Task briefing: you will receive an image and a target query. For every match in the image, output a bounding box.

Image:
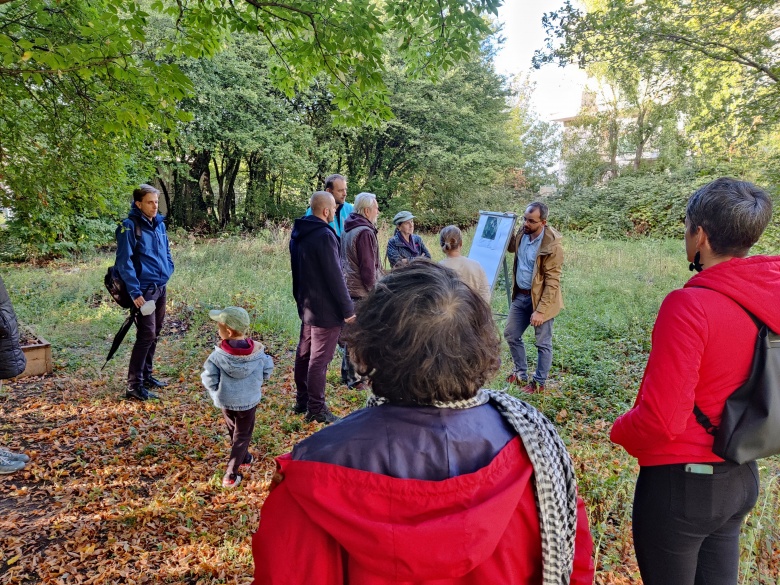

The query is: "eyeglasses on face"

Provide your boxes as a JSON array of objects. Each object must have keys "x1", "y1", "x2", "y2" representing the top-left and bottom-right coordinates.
[{"x1": 523, "y1": 216, "x2": 542, "y2": 225}]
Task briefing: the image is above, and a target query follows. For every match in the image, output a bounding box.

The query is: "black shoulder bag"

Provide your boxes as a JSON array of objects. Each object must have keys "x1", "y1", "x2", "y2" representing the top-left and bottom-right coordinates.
[
  {"x1": 692, "y1": 295, "x2": 780, "y2": 465},
  {"x1": 104, "y1": 216, "x2": 142, "y2": 309}
]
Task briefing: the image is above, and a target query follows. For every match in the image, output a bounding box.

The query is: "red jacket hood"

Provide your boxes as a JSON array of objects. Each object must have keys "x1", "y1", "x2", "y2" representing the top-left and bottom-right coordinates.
[
  {"x1": 684, "y1": 255, "x2": 780, "y2": 331},
  {"x1": 275, "y1": 438, "x2": 534, "y2": 581}
]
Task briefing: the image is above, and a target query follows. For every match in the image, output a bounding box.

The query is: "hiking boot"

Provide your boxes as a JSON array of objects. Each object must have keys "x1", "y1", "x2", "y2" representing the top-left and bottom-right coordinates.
[
  {"x1": 506, "y1": 371, "x2": 528, "y2": 386},
  {"x1": 126, "y1": 386, "x2": 159, "y2": 401},
  {"x1": 222, "y1": 473, "x2": 242, "y2": 488},
  {"x1": 144, "y1": 376, "x2": 168, "y2": 389},
  {"x1": 305, "y1": 409, "x2": 340, "y2": 424},
  {"x1": 521, "y1": 381, "x2": 544, "y2": 395},
  {"x1": 293, "y1": 403, "x2": 307, "y2": 415},
  {"x1": 126, "y1": 385, "x2": 149, "y2": 401},
  {"x1": 0, "y1": 454, "x2": 26, "y2": 475},
  {"x1": 0, "y1": 448, "x2": 30, "y2": 463},
  {"x1": 239, "y1": 453, "x2": 254, "y2": 472}
]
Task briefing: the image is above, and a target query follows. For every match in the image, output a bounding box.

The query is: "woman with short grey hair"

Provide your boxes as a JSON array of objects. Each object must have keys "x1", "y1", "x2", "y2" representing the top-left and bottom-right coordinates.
[{"x1": 612, "y1": 177, "x2": 780, "y2": 585}]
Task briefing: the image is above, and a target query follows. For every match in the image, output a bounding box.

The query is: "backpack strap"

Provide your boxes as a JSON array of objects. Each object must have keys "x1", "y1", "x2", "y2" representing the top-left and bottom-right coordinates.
[
  {"x1": 693, "y1": 404, "x2": 718, "y2": 436},
  {"x1": 131, "y1": 215, "x2": 142, "y2": 241},
  {"x1": 690, "y1": 285, "x2": 763, "y2": 434}
]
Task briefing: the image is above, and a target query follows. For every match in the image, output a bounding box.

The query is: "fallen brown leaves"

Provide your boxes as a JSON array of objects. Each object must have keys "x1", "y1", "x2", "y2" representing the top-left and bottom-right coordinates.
[
  {"x1": 5, "y1": 338, "x2": 774, "y2": 584},
  {"x1": 0, "y1": 334, "x2": 324, "y2": 585}
]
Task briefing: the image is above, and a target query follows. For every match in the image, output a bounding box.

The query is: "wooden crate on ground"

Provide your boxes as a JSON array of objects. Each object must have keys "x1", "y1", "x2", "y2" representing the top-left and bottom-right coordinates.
[{"x1": 19, "y1": 336, "x2": 53, "y2": 377}]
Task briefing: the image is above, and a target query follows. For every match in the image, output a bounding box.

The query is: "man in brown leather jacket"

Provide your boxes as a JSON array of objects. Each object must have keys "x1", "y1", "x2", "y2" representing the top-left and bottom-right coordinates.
[{"x1": 503, "y1": 201, "x2": 564, "y2": 394}]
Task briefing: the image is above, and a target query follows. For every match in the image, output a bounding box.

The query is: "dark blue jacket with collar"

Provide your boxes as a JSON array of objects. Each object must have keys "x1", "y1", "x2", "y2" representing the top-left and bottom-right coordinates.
[{"x1": 115, "y1": 206, "x2": 174, "y2": 300}]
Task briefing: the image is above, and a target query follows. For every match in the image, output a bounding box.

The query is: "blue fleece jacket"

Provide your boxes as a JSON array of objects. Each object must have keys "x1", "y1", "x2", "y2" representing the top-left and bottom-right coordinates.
[
  {"x1": 305, "y1": 201, "x2": 353, "y2": 237},
  {"x1": 115, "y1": 206, "x2": 174, "y2": 299},
  {"x1": 201, "y1": 340, "x2": 274, "y2": 411}
]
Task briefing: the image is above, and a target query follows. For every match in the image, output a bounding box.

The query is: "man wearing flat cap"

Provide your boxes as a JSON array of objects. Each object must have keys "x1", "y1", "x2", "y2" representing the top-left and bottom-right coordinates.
[{"x1": 386, "y1": 210, "x2": 431, "y2": 268}]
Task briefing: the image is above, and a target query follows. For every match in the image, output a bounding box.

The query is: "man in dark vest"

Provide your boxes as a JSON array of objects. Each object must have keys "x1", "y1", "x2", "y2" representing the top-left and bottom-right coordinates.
[{"x1": 339, "y1": 192, "x2": 382, "y2": 389}]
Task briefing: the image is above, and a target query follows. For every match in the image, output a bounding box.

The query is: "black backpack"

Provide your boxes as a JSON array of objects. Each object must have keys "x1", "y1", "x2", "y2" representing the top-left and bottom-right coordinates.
[
  {"x1": 104, "y1": 217, "x2": 142, "y2": 309},
  {"x1": 693, "y1": 295, "x2": 780, "y2": 465}
]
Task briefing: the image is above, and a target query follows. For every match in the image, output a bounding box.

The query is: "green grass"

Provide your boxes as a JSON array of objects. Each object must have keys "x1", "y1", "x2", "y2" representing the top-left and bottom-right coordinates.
[{"x1": 2, "y1": 228, "x2": 779, "y2": 583}]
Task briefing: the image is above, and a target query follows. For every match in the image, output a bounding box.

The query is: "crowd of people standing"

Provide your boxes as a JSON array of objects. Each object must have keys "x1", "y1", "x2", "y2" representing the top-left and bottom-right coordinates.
[{"x1": 1, "y1": 173, "x2": 776, "y2": 585}]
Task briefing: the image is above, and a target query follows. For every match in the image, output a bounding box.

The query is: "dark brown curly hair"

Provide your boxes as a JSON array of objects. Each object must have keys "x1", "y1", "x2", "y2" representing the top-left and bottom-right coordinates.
[{"x1": 343, "y1": 261, "x2": 500, "y2": 404}]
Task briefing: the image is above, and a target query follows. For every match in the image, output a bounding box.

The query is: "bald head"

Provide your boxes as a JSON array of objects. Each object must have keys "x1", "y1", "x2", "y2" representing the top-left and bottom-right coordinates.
[{"x1": 310, "y1": 191, "x2": 336, "y2": 221}]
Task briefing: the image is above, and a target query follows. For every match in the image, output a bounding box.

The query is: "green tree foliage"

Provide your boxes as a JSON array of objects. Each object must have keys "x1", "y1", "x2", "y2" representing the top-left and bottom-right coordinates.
[
  {"x1": 334, "y1": 49, "x2": 521, "y2": 226},
  {"x1": 159, "y1": 32, "x2": 523, "y2": 231},
  {"x1": 158, "y1": 33, "x2": 316, "y2": 230},
  {"x1": 506, "y1": 74, "x2": 561, "y2": 191},
  {"x1": 0, "y1": 0, "x2": 191, "y2": 255},
  {"x1": 0, "y1": 0, "x2": 503, "y2": 255},
  {"x1": 535, "y1": 0, "x2": 780, "y2": 153}
]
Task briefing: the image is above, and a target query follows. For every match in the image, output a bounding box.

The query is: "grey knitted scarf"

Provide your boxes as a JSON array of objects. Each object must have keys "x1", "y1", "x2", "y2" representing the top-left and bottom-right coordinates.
[{"x1": 365, "y1": 389, "x2": 578, "y2": 585}]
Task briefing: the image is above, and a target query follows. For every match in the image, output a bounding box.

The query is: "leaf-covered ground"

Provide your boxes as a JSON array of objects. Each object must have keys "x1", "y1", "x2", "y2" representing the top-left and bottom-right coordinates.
[{"x1": 0, "y1": 323, "x2": 361, "y2": 584}]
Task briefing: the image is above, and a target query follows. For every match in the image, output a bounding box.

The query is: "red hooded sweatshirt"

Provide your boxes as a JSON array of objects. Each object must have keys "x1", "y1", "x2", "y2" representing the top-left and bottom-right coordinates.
[
  {"x1": 611, "y1": 255, "x2": 780, "y2": 466},
  {"x1": 252, "y1": 438, "x2": 594, "y2": 584}
]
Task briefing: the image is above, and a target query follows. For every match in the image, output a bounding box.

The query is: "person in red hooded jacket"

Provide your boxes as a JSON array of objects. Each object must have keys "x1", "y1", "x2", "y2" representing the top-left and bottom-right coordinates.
[
  {"x1": 611, "y1": 177, "x2": 779, "y2": 585},
  {"x1": 252, "y1": 262, "x2": 594, "y2": 585}
]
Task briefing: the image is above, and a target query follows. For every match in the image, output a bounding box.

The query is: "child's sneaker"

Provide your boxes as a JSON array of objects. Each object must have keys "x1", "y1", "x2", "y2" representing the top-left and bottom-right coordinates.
[
  {"x1": 0, "y1": 448, "x2": 30, "y2": 463},
  {"x1": 0, "y1": 454, "x2": 25, "y2": 474},
  {"x1": 239, "y1": 453, "x2": 254, "y2": 472},
  {"x1": 222, "y1": 473, "x2": 242, "y2": 488}
]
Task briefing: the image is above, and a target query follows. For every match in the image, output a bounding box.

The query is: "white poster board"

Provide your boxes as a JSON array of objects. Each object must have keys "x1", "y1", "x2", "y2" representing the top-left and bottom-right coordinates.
[{"x1": 467, "y1": 211, "x2": 517, "y2": 292}]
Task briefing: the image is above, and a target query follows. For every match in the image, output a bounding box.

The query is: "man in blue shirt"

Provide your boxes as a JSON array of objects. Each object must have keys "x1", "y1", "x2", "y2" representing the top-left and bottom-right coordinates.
[
  {"x1": 503, "y1": 202, "x2": 564, "y2": 394},
  {"x1": 305, "y1": 174, "x2": 353, "y2": 238}
]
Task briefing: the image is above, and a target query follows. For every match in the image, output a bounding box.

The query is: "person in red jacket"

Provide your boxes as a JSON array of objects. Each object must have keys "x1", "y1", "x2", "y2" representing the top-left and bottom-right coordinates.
[
  {"x1": 611, "y1": 177, "x2": 779, "y2": 585},
  {"x1": 252, "y1": 262, "x2": 594, "y2": 585}
]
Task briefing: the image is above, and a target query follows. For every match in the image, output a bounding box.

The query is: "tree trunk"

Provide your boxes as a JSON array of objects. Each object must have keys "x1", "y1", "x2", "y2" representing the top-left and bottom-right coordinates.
[
  {"x1": 634, "y1": 107, "x2": 646, "y2": 170},
  {"x1": 167, "y1": 144, "x2": 211, "y2": 230}
]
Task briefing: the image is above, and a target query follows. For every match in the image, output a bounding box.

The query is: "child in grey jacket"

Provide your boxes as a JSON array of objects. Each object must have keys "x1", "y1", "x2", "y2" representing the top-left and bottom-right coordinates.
[{"x1": 201, "y1": 307, "x2": 273, "y2": 488}]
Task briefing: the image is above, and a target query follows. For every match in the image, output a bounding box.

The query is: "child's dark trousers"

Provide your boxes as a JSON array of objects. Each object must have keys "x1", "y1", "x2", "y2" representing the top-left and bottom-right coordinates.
[{"x1": 222, "y1": 405, "x2": 257, "y2": 478}]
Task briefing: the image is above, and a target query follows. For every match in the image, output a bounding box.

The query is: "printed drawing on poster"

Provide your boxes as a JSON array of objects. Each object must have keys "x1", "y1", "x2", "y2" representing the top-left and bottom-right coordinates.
[{"x1": 468, "y1": 212, "x2": 517, "y2": 290}]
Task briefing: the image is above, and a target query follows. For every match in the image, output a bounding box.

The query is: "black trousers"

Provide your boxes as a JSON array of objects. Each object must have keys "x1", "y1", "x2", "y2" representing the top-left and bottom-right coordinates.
[
  {"x1": 632, "y1": 461, "x2": 759, "y2": 585},
  {"x1": 128, "y1": 286, "x2": 166, "y2": 388}
]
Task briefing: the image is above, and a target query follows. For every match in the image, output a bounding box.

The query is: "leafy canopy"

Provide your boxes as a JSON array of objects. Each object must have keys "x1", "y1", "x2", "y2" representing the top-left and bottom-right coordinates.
[{"x1": 535, "y1": 0, "x2": 780, "y2": 129}]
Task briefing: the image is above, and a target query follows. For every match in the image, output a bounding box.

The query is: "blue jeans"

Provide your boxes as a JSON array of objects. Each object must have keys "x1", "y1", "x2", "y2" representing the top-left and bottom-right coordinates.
[{"x1": 503, "y1": 293, "x2": 554, "y2": 385}]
